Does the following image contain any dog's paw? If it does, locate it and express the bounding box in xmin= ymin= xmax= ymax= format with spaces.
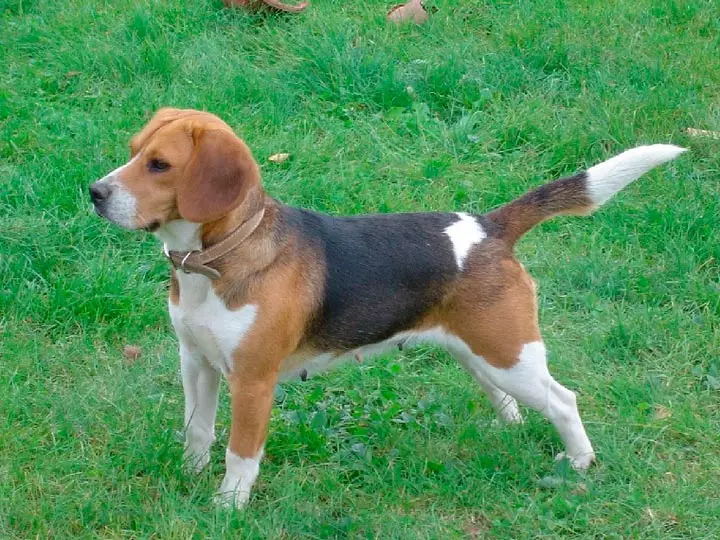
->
xmin=183 ymin=449 xmax=211 ymax=474
xmin=498 ymin=406 xmax=524 ymax=425
xmin=555 ymin=451 xmax=596 ymax=471
xmin=214 ymin=476 xmax=251 ymax=510
xmin=489 ymin=404 xmax=523 ymax=426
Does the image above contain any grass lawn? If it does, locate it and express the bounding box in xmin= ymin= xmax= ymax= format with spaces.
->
xmin=1 ymin=0 xmax=719 ymax=537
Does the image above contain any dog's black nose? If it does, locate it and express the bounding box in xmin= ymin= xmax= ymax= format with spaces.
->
xmin=89 ymin=182 xmax=111 ymax=204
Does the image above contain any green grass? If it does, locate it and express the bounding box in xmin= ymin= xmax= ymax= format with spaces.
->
xmin=1 ymin=0 xmax=719 ymax=537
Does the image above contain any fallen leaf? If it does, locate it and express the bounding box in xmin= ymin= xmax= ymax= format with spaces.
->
xmin=388 ymin=0 xmax=428 ymax=24
xmin=684 ymin=127 xmax=720 ymax=139
xmin=653 ymin=404 xmax=672 ymax=420
xmin=123 ymin=345 xmax=141 ymax=363
xmin=463 ymin=514 xmax=490 ymax=538
xmin=268 ymin=153 xmax=290 ymax=163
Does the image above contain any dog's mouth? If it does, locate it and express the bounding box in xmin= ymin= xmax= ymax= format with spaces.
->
xmin=142 ymin=221 xmax=161 ymax=233
xmin=92 ymin=201 xmax=107 ymax=218
xmin=92 ymin=203 xmax=160 ymax=233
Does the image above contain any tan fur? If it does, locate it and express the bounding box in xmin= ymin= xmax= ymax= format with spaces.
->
xmin=444 ymin=258 xmax=541 ymax=368
xmin=486 ymin=174 xmax=595 ymax=246
xmin=119 ymin=109 xmax=250 ymax=229
xmin=169 ymin=269 xmax=179 ymax=305
xmin=226 ymin=262 xmax=314 ymax=456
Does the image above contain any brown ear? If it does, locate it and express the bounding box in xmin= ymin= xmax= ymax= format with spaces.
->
xmin=178 ymin=128 xmax=260 ymax=223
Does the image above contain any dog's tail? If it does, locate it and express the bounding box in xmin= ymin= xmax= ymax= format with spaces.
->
xmin=486 ymin=145 xmax=687 ymax=246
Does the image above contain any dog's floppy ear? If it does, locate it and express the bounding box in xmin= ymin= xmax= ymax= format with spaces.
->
xmin=178 ymin=128 xmax=261 ymax=223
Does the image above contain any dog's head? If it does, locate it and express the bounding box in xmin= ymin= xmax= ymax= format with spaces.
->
xmin=90 ymin=108 xmax=260 ymax=231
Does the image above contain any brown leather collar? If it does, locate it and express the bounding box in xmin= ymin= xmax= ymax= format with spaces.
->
xmin=164 ymin=208 xmax=266 ymax=280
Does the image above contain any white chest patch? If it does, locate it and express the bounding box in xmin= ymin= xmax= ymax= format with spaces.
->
xmin=444 ymin=212 xmax=486 ymax=270
xmin=169 ymin=273 xmax=257 ymax=376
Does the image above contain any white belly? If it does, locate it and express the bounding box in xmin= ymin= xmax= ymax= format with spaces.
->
xmin=280 ymin=327 xmax=455 ymax=382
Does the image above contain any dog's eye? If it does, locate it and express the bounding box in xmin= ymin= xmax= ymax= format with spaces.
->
xmin=148 ymin=158 xmax=170 ymax=173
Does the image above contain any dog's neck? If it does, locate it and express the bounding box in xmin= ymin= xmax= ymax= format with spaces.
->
xmin=156 ymin=220 xmax=202 ymax=252
xmin=155 ymin=187 xmax=267 ymax=253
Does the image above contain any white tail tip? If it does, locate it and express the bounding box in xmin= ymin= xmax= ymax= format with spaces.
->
xmin=586 ymin=144 xmax=687 ymax=205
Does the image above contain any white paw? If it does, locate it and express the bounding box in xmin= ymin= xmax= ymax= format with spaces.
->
xmin=184 ymin=428 xmax=214 ymax=473
xmin=555 ymin=451 xmax=596 ymax=471
xmin=492 ymin=401 xmax=523 ymax=425
xmin=214 ymin=476 xmax=251 ymax=510
xmin=490 ymin=415 xmax=524 ymax=428
xmin=214 ymin=448 xmax=262 ymax=509
xmin=183 ymin=448 xmax=210 ymax=474
xmin=498 ymin=409 xmax=524 ymax=425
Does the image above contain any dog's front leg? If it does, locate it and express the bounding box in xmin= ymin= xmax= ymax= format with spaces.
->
xmin=214 ymin=363 xmax=278 ymax=509
xmin=180 ymin=342 xmax=221 ymax=473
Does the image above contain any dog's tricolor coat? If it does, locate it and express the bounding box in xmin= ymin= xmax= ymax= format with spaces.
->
xmin=90 ymin=108 xmax=685 ymax=508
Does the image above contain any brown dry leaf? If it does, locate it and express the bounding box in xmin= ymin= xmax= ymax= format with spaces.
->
xmin=653 ymin=404 xmax=672 ymax=420
xmin=387 ymin=0 xmax=428 ymax=24
xmin=268 ymin=153 xmax=291 ymax=163
xmin=684 ymin=127 xmax=720 ymax=139
xmin=463 ymin=514 xmax=490 ymax=538
xmin=123 ymin=345 xmax=141 ymax=364
xmin=666 ymin=512 xmax=680 ymax=527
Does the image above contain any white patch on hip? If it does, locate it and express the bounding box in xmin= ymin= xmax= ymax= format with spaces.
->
xmin=444 ymin=212 xmax=486 ymax=270
xmin=215 ymin=447 xmax=264 ymax=509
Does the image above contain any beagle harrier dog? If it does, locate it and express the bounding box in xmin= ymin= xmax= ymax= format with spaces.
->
xmin=90 ymin=108 xmax=685 ymax=508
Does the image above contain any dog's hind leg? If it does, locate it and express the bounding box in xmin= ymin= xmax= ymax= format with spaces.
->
xmin=453 ymin=351 xmax=523 ymax=424
xmin=446 ymin=259 xmax=595 ymax=469
xmin=471 ymin=341 xmax=595 ymax=470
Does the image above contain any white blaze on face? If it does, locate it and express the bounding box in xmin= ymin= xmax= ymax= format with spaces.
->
xmin=93 ymin=154 xmax=140 ymax=229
